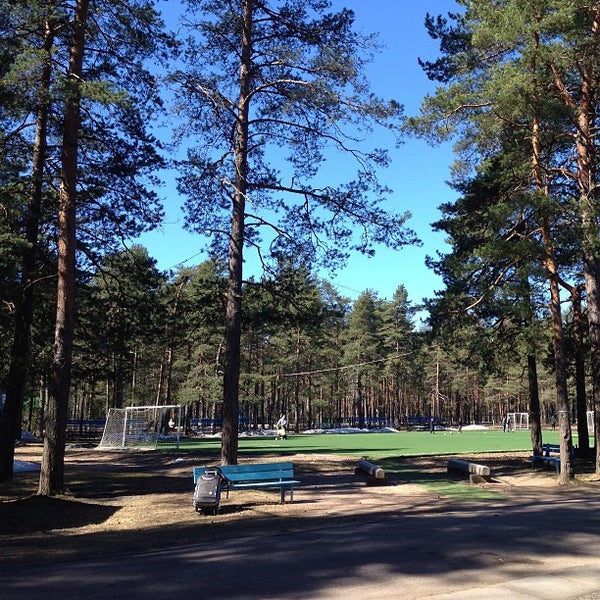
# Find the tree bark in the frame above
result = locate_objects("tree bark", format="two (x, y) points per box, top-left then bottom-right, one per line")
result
(541, 222), (573, 484)
(571, 285), (590, 456)
(0, 8), (54, 483)
(532, 62), (573, 480)
(577, 63), (600, 473)
(221, 0), (253, 465)
(527, 354), (542, 455)
(39, 0), (89, 495)
(550, 7), (599, 475)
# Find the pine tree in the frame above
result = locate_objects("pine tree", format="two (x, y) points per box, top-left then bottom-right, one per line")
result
(407, 1), (600, 482)
(0, 1), (62, 483)
(34, 0), (169, 494)
(173, 0), (416, 463)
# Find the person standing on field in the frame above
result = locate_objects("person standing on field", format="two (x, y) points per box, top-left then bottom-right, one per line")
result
(276, 414), (288, 440)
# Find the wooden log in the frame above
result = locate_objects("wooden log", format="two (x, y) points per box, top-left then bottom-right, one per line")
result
(447, 458), (491, 477)
(356, 459), (385, 480)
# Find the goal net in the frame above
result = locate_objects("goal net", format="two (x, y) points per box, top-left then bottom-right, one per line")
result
(98, 405), (182, 450)
(506, 412), (529, 430)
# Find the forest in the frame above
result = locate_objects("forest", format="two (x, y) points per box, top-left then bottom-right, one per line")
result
(2, 0), (600, 490)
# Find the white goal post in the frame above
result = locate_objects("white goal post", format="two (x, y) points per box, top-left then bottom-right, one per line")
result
(98, 404), (182, 450)
(587, 411), (595, 436)
(506, 412), (529, 430)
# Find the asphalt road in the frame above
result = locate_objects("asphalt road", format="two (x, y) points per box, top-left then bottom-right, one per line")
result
(3, 484), (600, 599)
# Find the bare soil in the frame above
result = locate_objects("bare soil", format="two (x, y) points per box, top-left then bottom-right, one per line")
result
(2, 441), (599, 568)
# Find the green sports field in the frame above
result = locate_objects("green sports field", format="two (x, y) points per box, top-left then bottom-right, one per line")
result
(161, 428), (568, 501)
(161, 427), (564, 460)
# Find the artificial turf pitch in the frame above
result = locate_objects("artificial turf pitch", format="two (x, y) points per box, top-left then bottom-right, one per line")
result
(161, 427), (564, 461)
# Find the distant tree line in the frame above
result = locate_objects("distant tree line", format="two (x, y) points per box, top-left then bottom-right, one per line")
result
(10, 249), (562, 439)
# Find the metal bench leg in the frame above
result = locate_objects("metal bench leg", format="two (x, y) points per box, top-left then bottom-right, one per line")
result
(279, 486), (293, 503)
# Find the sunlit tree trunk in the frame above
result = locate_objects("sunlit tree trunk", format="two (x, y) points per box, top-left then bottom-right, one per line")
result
(548, 6), (600, 475)
(532, 46), (572, 479)
(571, 286), (590, 456)
(39, 0), (89, 496)
(221, 0), (253, 465)
(0, 7), (54, 483)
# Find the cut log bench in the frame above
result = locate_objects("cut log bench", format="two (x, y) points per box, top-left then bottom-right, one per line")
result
(447, 458), (492, 483)
(355, 459), (388, 485)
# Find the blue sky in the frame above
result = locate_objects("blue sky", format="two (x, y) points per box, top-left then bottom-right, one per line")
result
(137, 0), (458, 309)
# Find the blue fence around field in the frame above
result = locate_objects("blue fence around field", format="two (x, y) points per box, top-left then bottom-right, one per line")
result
(190, 417), (250, 433)
(344, 417), (392, 429)
(66, 419), (106, 439)
(406, 416), (443, 430)
(64, 415), (444, 438)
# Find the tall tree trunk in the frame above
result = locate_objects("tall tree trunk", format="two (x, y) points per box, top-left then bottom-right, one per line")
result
(571, 285), (590, 456)
(354, 371), (364, 427)
(39, 0), (89, 496)
(532, 62), (573, 480)
(577, 86), (600, 473)
(550, 7), (599, 473)
(221, 0), (252, 465)
(584, 254), (600, 474)
(541, 221), (573, 484)
(527, 354), (542, 455)
(524, 27), (543, 459)
(294, 325), (301, 433)
(522, 278), (542, 455)
(576, 69), (600, 470)
(164, 277), (188, 405)
(0, 11), (54, 483)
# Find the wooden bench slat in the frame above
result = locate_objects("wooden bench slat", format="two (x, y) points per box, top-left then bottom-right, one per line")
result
(217, 461), (294, 473)
(220, 471), (294, 482)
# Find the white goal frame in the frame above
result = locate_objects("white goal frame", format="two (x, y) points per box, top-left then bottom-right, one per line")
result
(506, 412), (529, 430)
(98, 404), (182, 450)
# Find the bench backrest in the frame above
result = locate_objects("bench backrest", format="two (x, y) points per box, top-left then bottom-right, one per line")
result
(219, 462), (294, 483)
(193, 461), (294, 484)
(543, 443), (560, 453)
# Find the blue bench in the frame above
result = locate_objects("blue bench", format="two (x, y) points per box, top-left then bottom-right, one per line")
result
(193, 461), (299, 504)
(531, 443), (574, 473)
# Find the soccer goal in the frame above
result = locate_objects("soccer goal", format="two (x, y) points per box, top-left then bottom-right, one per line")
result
(98, 404), (182, 450)
(507, 412), (529, 430)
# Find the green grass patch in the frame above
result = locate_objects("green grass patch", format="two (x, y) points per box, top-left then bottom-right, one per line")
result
(161, 428), (542, 460)
(378, 456), (505, 501)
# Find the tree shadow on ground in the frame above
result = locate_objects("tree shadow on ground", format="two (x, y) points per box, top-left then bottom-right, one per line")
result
(0, 495), (119, 534)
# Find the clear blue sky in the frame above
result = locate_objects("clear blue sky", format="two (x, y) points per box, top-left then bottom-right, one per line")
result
(137, 0), (458, 309)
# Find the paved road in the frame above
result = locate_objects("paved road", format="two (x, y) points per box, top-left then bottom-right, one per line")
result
(3, 485), (600, 599)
